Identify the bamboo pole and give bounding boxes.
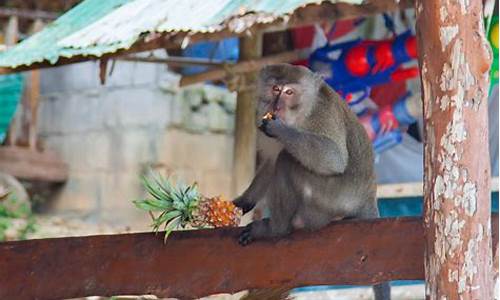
[415,0,494,299]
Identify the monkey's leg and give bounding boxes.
[239,188,298,244]
[239,151,301,246]
[239,152,298,246]
[233,160,273,214]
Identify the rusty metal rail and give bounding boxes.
[0,216,497,300]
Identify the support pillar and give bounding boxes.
[232,33,262,197]
[415,0,493,299]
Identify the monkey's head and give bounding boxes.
[257,64,323,126]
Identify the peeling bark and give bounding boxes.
[415,0,493,299]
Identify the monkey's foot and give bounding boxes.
[238,225,254,246]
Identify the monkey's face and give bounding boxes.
[259,83,306,125]
[257,64,320,128]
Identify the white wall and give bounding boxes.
[37,58,237,228]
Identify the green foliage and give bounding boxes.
[0,193,36,242]
[133,173,201,242]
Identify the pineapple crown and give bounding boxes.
[133,173,201,241]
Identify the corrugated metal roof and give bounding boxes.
[0,0,362,69]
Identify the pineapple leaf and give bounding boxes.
[153,175,175,199]
[152,210,182,229]
[151,211,166,233]
[133,199,171,211]
[163,215,182,243]
[141,176,169,201]
[182,183,199,206]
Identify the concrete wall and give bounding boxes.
[37,58,236,228]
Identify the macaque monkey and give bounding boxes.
[233,64,390,300]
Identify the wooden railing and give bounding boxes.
[1,216,497,300]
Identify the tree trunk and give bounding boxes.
[415,0,494,299]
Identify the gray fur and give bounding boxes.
[233,64,390,300]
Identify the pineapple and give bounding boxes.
[133,173,242,241]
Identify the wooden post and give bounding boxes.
[20,19,44,150]
[415,1,493,299]
[232,33,262,197]
[5,16,19,146]
[29,20,44,150]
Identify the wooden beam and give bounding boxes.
[0,0,413,74]
[231,34,261,198]
[0,8,58,20]
[116,55,228,67]
[179,49,309,87]
[0,146,68,183]
[416,0,494,299]
[0,216,497,300]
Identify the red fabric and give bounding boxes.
[370,81,407,107]
[290,20,359,49]
[391,67,419,81]
[378,105,400,132]
[291,25,316,49]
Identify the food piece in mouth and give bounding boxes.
[262,112,275,120]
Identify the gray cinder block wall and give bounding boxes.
[38,57,236,228]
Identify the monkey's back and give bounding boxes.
[292,83,377,220]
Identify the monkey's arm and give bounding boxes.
[261,119,348,175]
[233,160,273,213]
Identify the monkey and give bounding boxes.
[232,63,390,300]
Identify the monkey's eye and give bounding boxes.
[272,85,281,92]
[285,89,294,96]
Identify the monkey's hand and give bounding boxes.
[259,116,285,138]
[233,196,256,214]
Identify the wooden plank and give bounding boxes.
[0,216,497,300]
[0,0,413,74]
[0,146,68,182]
[376,177,499,199]
[416,0,494,298]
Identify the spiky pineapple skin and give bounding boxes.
[197,196,242,228]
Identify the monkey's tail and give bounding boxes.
[373,282,391,300]
[240,287,292,300]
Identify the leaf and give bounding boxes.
[152,210,182,229]
[133,199,171,211]
[163,215,182,243]
[141,176,167,201]
[153,175,174,198]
